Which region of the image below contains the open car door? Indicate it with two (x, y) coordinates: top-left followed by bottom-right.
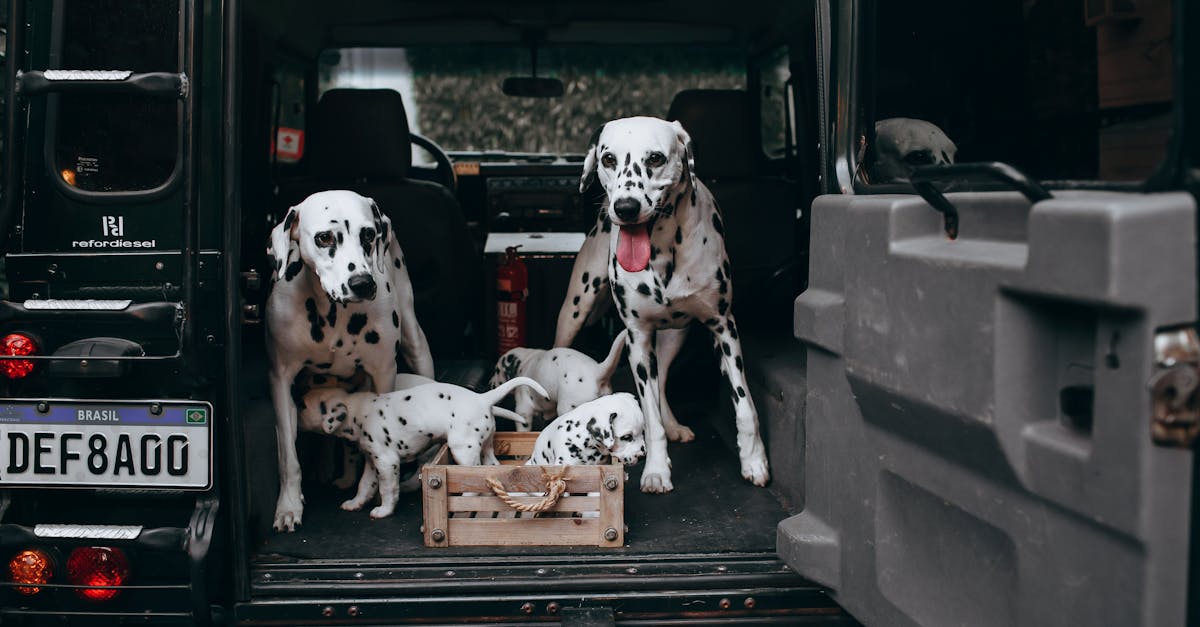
(781, 1), (1196, 625)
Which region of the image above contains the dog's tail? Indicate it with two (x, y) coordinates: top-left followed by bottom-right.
(481, 376), (549, 408)
(492, 407), (529, 427)
(597, 330), (628, 383)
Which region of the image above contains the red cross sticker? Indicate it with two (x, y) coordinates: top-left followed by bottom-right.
(275, 127), (305, 161)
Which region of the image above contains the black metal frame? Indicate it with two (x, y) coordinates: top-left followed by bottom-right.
(238, 552), (848, 624)
(0, 0), (218, 623)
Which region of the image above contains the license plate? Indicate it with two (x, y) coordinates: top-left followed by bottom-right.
(0, 400), (212, 490)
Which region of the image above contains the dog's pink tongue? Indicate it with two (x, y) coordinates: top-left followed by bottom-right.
(617, 224), (652, 272)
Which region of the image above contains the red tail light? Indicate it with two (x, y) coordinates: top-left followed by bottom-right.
(8, 549), (54, 595)
(66, 546), (130, 601)
(0, 333), (38, 379)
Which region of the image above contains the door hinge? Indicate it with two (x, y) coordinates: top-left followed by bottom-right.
(1148, 326), (1200, 448)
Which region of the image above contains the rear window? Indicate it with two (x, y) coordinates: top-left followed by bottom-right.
(861, 0), (1174, 185)
(319, 45), (744, 155)
(51, 0), (181, 193)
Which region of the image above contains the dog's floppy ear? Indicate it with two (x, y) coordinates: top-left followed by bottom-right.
(322, 401), (349, 435)
(671, 120), (696, 193)
(268, 207), (299, 281)
(579, 123), (606, 193)
(586, 414), (616, 452)
(369, 198), (393, 275)
(596, 330), (627, 386)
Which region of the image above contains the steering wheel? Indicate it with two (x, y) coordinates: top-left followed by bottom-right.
(410, 132), (457, 195)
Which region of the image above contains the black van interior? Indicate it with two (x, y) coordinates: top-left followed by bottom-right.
(237, 0), (818, 566)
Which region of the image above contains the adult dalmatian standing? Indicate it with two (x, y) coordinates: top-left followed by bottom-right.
(555, 117), (769, 493)
(266, 190), (434, 532)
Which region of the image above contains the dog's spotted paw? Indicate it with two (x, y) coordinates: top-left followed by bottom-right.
(340, 498), (366, 512)
(741, 457), (770, 487)
(369, 505), (394, 520)
(664, 423), (695, 443)
(640, 470), (674, 493)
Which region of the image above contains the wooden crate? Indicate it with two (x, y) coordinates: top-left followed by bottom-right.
(420, 432), (625, 548)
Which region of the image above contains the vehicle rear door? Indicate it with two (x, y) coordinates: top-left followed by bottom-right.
(781, 1), (1196, 626)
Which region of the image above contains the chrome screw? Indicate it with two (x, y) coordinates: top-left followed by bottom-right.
(428, 476), (442, 489)
(604, 527), (619, 541)
(430, 529), (445, 542)
(604, 476), (619, 491)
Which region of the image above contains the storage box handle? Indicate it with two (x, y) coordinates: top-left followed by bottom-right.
(486, 468), (569, 513)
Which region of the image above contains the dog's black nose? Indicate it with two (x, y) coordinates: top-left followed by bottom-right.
(613, 197), (641, 222)
(347, 274), (377, 299)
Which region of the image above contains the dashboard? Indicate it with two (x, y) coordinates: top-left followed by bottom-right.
(450, 162), (603, 238)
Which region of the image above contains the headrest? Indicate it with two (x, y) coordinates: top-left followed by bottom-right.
(666, 89), (763, 178)
(309, 89), (411, 179)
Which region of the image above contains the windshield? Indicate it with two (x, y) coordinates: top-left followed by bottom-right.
(318, 45), (744, 155)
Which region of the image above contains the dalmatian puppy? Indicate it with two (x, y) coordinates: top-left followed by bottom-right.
(488, 331), (627, 430)
(555, 116), (769, 493)
(527, 393), (646, 467)
(298, 377), (546, 520)
(298, 371), (436, 489)
(266, 189), (434, 532)
(869, 117), (957, 183)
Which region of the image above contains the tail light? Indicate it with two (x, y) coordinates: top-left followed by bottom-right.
(66, 546), (130, 601)
(8, 549), (54, 595)
(0, 333), (38, 379)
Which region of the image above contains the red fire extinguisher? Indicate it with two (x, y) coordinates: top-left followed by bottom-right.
(496, 246), (528, 355)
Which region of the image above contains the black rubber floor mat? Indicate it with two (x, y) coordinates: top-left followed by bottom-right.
(254, 415), (786, 561)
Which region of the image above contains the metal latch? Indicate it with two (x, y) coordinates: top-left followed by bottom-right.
(1148, 326), (1200, 447)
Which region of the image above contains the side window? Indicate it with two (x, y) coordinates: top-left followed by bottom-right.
(863, 0), (1174, 185)
(757, 47), (793, 160)
(51, 0), (181, 193)
(271, 64), (306, 165)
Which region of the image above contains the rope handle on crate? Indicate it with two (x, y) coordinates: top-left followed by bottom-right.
(486, 467), (569, 513)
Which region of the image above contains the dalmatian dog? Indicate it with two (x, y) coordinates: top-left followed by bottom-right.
(298, 377), (545, 519)
(489, 331), (627, 430)
(555, 116), (769, 493)
(266, 189), (434, 532)
(527, 393), (646, 467)
(868, 117), (957, 183)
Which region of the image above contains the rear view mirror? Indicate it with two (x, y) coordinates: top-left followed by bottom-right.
(502, 76), (564, 98)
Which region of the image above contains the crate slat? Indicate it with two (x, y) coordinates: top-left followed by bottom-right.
(422, 466), (449, 547)
(446, 518), (601, 546)
(449, 495), (600, 513)
(598, 469), (624, 547)
(446, 464), (601, 493)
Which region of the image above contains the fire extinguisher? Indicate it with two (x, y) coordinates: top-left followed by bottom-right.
(496, 245), (528, 355)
